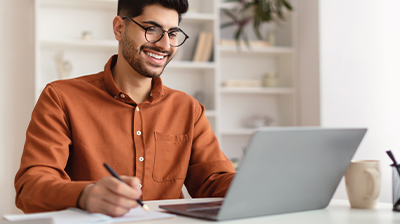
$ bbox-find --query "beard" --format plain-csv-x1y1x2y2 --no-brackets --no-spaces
121,31,173,78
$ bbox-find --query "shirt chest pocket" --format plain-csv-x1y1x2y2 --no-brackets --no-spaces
153,132,191,182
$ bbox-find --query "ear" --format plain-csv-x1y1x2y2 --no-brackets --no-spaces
113,16,124,41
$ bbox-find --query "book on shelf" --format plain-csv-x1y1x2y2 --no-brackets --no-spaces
192,32,213,62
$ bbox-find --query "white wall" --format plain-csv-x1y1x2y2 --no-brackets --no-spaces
0,0,35,216
320,0,400,203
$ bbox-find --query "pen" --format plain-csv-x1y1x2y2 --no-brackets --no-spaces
103,163,150,212
386,150,400,176
386,150,400,209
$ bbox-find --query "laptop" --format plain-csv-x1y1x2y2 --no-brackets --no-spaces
159,127,367,221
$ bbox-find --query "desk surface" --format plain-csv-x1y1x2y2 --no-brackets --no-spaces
142,198,400,223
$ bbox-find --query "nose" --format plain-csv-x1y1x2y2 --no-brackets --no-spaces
154,32,171,50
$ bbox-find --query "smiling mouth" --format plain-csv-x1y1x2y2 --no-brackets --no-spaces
146,52,165,60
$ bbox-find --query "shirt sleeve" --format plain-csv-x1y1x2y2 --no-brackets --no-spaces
184,102,236,198
14,84,91,213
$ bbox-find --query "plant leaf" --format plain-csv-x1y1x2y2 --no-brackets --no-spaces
234,25,244,48
222,9,239,22
240,17,251,27
253,18,263,40
275,0,284,19
222,0,294,50
260,1,272,22
220,21,236,29
264,1,272,21
280,0,293,11
241,2,255,13
243,31,251,50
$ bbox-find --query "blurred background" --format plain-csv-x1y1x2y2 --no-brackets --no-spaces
1,0,400,215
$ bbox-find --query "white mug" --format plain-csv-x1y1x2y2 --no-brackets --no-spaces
345,160,381,209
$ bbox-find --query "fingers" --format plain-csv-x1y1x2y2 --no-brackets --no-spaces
83,176,142,217
120,176,141,190
103,176,142,200
93,181,139,208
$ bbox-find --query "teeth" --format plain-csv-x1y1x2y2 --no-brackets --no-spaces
147,52,164,60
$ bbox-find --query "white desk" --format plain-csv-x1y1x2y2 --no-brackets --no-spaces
142,198,400,223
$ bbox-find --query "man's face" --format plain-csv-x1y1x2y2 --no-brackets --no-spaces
121,4,179,78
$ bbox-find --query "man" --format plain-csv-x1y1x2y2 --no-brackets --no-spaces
14,0,235,217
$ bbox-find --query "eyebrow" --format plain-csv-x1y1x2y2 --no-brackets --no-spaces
141,20,180,31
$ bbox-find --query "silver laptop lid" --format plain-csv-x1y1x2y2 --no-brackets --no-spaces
218,127,367,220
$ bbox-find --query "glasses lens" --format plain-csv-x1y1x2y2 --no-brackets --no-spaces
145,27,187,47
168,30,186,47
145,27,164,43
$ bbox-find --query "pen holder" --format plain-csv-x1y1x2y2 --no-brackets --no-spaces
392,165,400,211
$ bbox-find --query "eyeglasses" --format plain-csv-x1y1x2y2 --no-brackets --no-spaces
122,16,189,47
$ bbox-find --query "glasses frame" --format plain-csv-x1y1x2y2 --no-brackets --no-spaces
121,16,189,47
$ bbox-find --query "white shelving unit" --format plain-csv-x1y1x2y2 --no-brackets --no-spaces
219,45,294,54
34,0,298,162
216,0,297,160
220,87,294,94
40,39,118,48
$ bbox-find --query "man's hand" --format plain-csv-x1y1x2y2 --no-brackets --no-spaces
78,176,142,217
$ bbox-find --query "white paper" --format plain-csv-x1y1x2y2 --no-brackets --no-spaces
4,209,104,224
110,207,175,223
4,207,175,224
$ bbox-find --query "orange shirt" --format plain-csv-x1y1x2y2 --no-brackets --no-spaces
15,55,235,213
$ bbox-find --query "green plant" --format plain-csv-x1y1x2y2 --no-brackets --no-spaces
221,0,293,48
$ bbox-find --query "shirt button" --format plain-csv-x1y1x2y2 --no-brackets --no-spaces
139,157,144,162
120,93,125,98
113,96,118,99
139,184,142,189
136,107,139,111
137,131,142,136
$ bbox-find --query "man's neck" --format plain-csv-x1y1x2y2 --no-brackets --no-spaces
111,57,152,104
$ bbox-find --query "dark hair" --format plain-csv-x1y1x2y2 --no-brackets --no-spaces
118,0,189,23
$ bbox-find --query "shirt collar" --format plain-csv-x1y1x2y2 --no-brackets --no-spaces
103,54,164,104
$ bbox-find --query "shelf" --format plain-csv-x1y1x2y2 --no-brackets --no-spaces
220,87,294,94
219,45,294,54
40,0,117,9
184,12,215,21
168,61,215,69
40,39,118,49
221,129,256,136
40,0,214,23
219,2,240,10
40,40,215,69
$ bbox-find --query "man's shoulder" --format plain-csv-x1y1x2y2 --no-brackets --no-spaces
48,72,105,91
162,85,197,104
